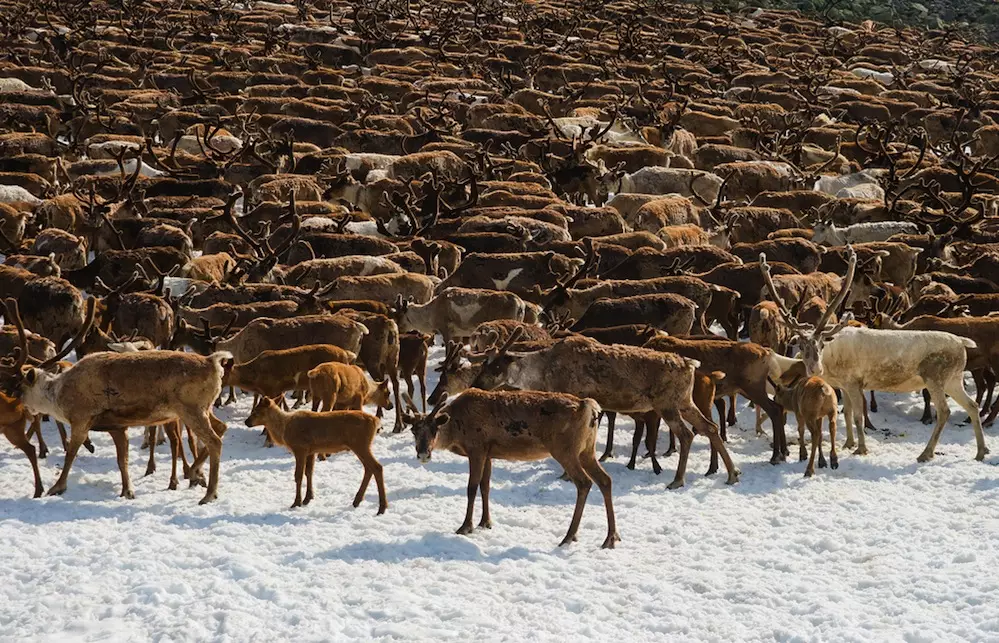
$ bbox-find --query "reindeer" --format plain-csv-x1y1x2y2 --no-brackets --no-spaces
402,390,618,548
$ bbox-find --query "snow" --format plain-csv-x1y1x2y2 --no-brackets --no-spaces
3,343,999,640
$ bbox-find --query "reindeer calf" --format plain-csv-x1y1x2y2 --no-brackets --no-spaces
305,362,393,413
771,372,838,477
245,398,387,512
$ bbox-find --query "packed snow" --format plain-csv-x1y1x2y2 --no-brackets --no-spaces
3,343,999,641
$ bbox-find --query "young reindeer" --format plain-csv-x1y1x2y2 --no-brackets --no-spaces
769,369,839,477
403,390,619,549
760,250,988,463
304,362,393,412
244,397,387,513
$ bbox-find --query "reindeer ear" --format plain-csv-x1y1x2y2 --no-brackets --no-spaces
23,367,37,386
435,413,450,426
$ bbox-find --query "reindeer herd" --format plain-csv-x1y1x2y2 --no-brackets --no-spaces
2,0,999,549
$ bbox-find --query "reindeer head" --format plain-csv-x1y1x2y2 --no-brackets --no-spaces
401,393,450,463
245,397,279,429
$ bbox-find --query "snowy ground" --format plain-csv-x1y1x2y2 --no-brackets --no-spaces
3,343,999,641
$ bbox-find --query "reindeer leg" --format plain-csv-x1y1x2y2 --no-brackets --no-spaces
643,413,662,475
715,397,727,442
869,390,878,413
944,377,988,462
478,457,492,529
918,386,952,462
47,424,89,497
457,453,486,535
661,410,693,490
626,415,643,470
165,421,181,490
920,388,933,425
28,415,47,459
863,391,877,431
580,449,618,549
4,421,43,498
980,369,996,416
390,371,403,433
598,411,616,461
555,449,592,547
144,426,157,476
109,428,134,499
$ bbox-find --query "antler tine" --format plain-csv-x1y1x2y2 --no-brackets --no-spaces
818,311,855,341
427,392,448,420
401,391,420,414
492,326,525,359
758,253,814,335
221,190,264,257
815,245,857,337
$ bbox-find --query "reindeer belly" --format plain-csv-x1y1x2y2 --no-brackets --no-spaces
487,431,550,461
90,404,178,428
861,360,926,392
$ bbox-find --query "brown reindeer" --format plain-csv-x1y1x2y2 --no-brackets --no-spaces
245,398,387,513
403,390,618,548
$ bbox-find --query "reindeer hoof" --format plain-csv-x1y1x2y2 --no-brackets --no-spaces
377,504,387,515
726,471,740,485
831,456,839,470
663,447,676,457
84,440,95,453
558,533,578,547
199,491,217,505
705,464,718,476
144,465,155,477
598,452,613,462
854,446,868,456
803,469,814,478
976,449,988,462
651,461,662,475
168,480,178,491
121,489,135,499
46,485,66,496
456,523,474,535
625,461,636,471
38,447,48,459
921,416,934,426
667,479,684,490
303,495,313,505
601,532,620,549
917,451,934,463
478,518,492,529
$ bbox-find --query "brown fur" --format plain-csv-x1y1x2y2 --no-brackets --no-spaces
772,375,838,477
21,350,231,503
227,344,356,399
245,399,387,512
406,389,617,548
305,362,392,412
